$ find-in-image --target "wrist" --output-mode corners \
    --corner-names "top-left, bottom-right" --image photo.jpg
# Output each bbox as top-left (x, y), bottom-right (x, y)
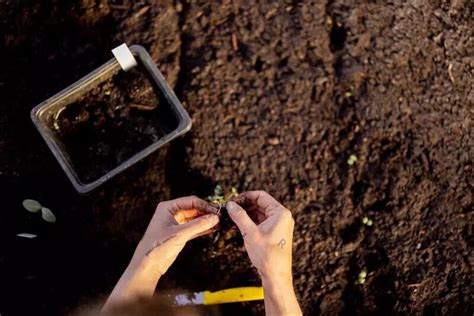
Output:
top-left (261, 273), bottom-right (301, 315)
top-left (130, 240), bottom-right (164, 275)
top-left (261, 273), bottom-right (294, 292)
top-left (132, 235), bottom-right (184, 277)
top-left (103, 250), bottom-right (162, 309)
top-left (259, 265), bottom-right (293, 285)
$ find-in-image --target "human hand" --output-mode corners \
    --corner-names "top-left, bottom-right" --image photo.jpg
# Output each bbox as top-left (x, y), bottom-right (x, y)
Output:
top-left (136, 196), bottom-right (220, 274)
top-left (226, 191), bottom-right (301, 315)
top-left (226, 191), bottom-right (295, 283)
top-left (103, 196), bottom-right (219, 310)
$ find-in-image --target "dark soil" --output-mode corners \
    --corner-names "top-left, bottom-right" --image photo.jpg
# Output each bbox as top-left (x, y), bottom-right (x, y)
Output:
top-left (54, 65), bottom-right (178, 183)
top-left (0, 1), bottom-right (472, 315)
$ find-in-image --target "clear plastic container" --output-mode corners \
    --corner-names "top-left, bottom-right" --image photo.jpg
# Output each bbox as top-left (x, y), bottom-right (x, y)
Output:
top-left (31, 45), bottom-right (192, 193)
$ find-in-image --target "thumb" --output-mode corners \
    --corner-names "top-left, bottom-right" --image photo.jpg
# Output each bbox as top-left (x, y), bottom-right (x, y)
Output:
top-left (226, 201), bottom-right (257, 235)
top-left (177, 214), bottom-right (220, 241)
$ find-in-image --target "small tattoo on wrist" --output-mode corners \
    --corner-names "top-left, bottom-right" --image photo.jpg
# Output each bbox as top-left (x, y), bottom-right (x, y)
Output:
top-left (145, 235), bottom-right (177, 256)
top-left (277, 238), bottom-right (286, 249)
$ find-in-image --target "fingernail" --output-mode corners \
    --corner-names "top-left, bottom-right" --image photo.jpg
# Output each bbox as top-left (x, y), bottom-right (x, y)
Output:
top-left (206, 203), bottom-right (219, 214)
top-left (226, 201), bottom-right (237, 212)
top-left (207, 214), bottom-right (219, 224)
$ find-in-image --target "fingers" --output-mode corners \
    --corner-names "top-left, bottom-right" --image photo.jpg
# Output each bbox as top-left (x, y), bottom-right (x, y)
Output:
top-left (177, 214), bottom-right (220, 241)
top-left (226, 201), bottom-right (257, 235)
top-left (161, 196), bottom-right (219, 215)
top-left (240, 191), bottom-right (282, 208)
top-left (238, 191), bottom-right (286, 215)
top-left (191, 227), bottom-right (216, 239)
top-left (173, 209), bottom-right (201, 224)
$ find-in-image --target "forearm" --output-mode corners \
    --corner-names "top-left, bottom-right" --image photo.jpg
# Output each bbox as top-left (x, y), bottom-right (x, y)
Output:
top-left (262, 276), bottom-right (302, 316)
top-left (102, 244), bottom-right (162, 311)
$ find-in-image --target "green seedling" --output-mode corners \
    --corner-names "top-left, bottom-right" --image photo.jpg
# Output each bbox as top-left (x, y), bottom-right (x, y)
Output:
top-left (208, 185), bottom-right (225, 205)
top-left (208, 185), bottom-right (239, 210)
top-left (23, 199), bottom-right (42, 213)
top-left (362, 216), bottom-right (373, 226)
top-left (52, 107), bottom-right (65, 131)
top-left (358, 270), bottom-right (367, 284)
top-left (208, 185), bottom-right (240, 243)
top-left (41, 207), bottom-right (56, 223)
top-left (347, 154), bottom-right (357, 166)
top-left (22, 199), bottom-right (56, 223)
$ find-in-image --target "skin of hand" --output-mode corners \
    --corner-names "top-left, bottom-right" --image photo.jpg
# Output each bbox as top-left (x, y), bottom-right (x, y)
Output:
top-left (103, 196), bottom-right (219, 311)
top-left (226, 191), bottom-right (302, 315)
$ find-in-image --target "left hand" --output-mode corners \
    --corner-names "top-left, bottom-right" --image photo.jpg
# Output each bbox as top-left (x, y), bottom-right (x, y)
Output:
top-left (136, 196), bottom-right (220, 274)
top-left (103, 196), bottom-right (219, 310)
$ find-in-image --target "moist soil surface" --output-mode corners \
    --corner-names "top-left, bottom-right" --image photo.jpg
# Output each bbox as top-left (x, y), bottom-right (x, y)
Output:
top-left (0, 1), bottom-right (472, 315)
top-left (54, 65), bottom-right (178, 183)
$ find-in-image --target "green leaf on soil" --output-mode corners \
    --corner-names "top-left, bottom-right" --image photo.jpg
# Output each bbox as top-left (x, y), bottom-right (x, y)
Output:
top-left (358, 271), bottom-right (367, 284)
top-left (41, 207), bottom-right (57, 223)
top-left (362, 216), bottom-right (374, 226)
top-left (214, 185), bottom-right (223, 196)
top-left (22, 199), bottom-right (42, 213)
top-left (347, 154), bottom-right (357, 166)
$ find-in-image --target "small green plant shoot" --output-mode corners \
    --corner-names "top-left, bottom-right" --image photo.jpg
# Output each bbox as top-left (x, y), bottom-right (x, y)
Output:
top-left (358, 271), bottom-right (367, 284)
top-left (208, 185), bottom-right (239, 213)
top-left (347, 154), bottom-right (357, 166)
top-left (362, 216), bottom-right (373, 226)
top-left (208, 185), bottom-right (239, 204)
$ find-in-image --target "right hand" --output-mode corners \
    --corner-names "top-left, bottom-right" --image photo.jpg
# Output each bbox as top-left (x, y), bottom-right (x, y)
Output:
top-left (226, 191), bottom-right (295, 283)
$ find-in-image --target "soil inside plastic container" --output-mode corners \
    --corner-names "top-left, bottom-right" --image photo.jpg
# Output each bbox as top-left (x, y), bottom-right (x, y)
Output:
top-left (53, 65), bottom-right (179, 183)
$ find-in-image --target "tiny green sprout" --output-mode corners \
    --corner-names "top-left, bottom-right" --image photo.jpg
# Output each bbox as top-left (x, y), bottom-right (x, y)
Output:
top-left (104, 90), bottom-right (111, 96)
top-left (40, 207), bottom-right (56, 223)
top-left (358, 271), bottom-right (367, 284)
top-left (52, 107), bottom-right (65, 131)
top-left (344, 91), bottom-right (353, 98)
top-left (208, 185), bottom-right (239, 206)
top-left (208, 185), bottom-right (225, 205)
top-left (228, 186), bottom-right (239, 199)
top-left (347, 154), bottom-right (357, 166)
top-left (214, 185), bottom-right (223, 196)
top-left (22, 199), bottom-right (56, 223)
top-left (362, 216), bottom-right (373, 226)
top-left (23, 199), bottom-right (42, 213)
